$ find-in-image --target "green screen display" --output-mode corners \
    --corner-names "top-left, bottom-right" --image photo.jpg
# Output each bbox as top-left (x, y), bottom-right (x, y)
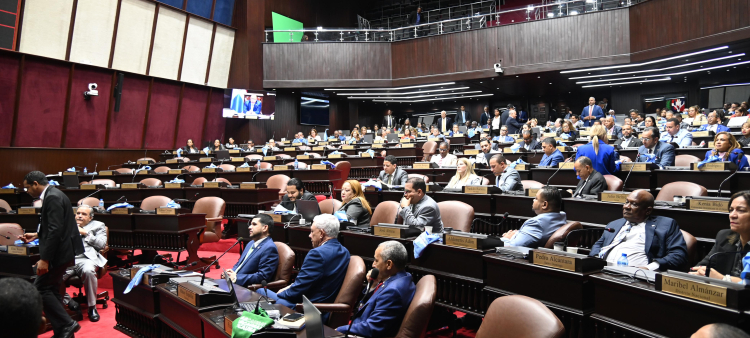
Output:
top-left (272, 12), bottom-right (303, 43)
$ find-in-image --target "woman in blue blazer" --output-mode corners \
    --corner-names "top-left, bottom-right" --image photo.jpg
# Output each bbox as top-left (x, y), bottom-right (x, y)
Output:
top-left (575, 125), bottom-right (618, 175)
top-left (704, 132), bottom-right (749, 170)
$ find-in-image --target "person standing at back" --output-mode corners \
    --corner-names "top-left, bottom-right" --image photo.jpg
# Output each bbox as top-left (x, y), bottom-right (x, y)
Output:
top-left (581, 97), bottom-right (604, 127)
top-left (18, 171), bottom-right (85, 338)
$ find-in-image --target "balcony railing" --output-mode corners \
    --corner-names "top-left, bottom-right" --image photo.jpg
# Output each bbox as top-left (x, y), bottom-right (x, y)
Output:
top-left (265, 0), bottom-right (645, 43)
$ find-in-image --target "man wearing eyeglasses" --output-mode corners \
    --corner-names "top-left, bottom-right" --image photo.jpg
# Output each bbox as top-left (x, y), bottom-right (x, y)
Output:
top-left (638, 127), bottom-right (675, 167)
top-left (429, 142), bottom-right (458, 167)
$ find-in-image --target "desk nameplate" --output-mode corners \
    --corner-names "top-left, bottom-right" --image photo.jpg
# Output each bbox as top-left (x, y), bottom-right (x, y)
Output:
top-left (156, 208), bottom-right (176, 215)
top-left (0, 188), bottom-right (14, 194)
top-left (18, 207), bottom-right (37, 215)
top-left (373, 139), bottom-right (384, 144)
top-left (263, 156), bottom-right (277, 161)
top-left (168, 169), bottom-right (183, 174)
top-left (80, 184), bottom-right (98, 190)
top-left (297, 155), bottom-right (310, 160)
top-left (402, 143), bottom-right (415, 148)
top-left (137, 160), bottom-right (152, 165)
top-left (464, 149), bottom-right (480, 155)
top-left (229, 150), bottom-right (240, 154)
top-left (530, 250), bottom-right (576, 271)
top-left (121, 183), bottom-right (140, 189)
top-left (292, 143), bottom-right (302, 147)
top-left (166, 159), bottom-right (179, 164)
top-left (692, 162), bottom-right (736, 171)
top-left (543, 132), bottom-right (557, 138)
top-left (413, 163), bottom-right (432, 169)
top-left (231, 157), bottom-right (245, 162)
top-left (373, 226), bottom-right (401, 238)
top-left (202, 168), bottom-right (217, 173)
top-left (444, 234), bottom-right (478, 249)
top-left (318, 142), bottom-right (328, 146)
top-left (659, 275), bottom-right (727, 307)
top-left (399, 139), bottom-right (411, 143)
top-left (165, 183), bottom-right (183, 189)
top-left (372, 144), bottom-right (384, 148)
top-left (273, 165), bottom-right (289, 171)
top-left (136, 170), bottom-right (149, 175)
top-left (203, 182), bottom-right (220, 188)
top-left (237, 167), bottom-right (251, 172)
top-left (111, 208), bottom-right (131, 215)
top-left (271, 214), bottom-right (282, 223)
top-left (342, 145), bottom-right (355, 150)
top-left (526, 188), bottom-right (539, 197)
top-left (199, 157), bottom-right (214, 163)
top-left (328, 154), bottom-right (342, 159)
top-left (63, 172), bottom-right (78, 176)
top-left (688, 198), bottom-right (730, 212)
top-left (692, 131), bottom-right (710, 137)
top-left (313, 147), bottom-right (325, 151)
top-left (464, 186), bottom-right (489, 194)
top-left (99, 170), bottom-right (114, 176)
top-left (558, 162), bottom-right (575, 169)
top-left (8, 245), bottom-right (38, 255)
top-left (620, 162), bottom-right (649, 171)
top-left (284, 147), bottom-right (296, 151)
top-left (311, 164), bottom-right (328, 170)
top-left (515, 164), bottom-right (527, 171)
top-left (240, 183), bottom-right (257, 190)
top-left (599, 191), bottom-right (630, 203)
top-left (177, 285), bottom-right (198, 306)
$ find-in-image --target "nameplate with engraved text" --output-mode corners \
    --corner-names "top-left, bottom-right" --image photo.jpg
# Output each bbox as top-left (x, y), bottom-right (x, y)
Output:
top-left (427, 137), bottom-right (440, 142)
top-left (240, 183), bottom-right (257, 190)
top-left (691, 131), bottom-right (710, 137)
top-left (661, 275), bottom-right (727, 307)
top-left (599, 191), bottom-right (630, 203)
top-left (263, 156), bottom-right (277, 161)
top-left (311, 164), bottom-right (328, 170)
top-left (231, 157), bottom-right (245, 162)
top-left (444, 234), bottom-right (478, 249)
top-left (620, 163), bottom-right (648, 171)
top-left (0, 188), bottom-right (14, 194)
top-left (166, 159), bottom-right (179, 164)
top-left (313, 147), bottom-right (325, 151)
top-left (292, 143), bottom-right (302, 147)
top-left (137, 160), bottom-right (151, 165)
top-left (543, 132), bottom-right (557, 138)
top-left (399, 139), bottom-right (411, 143)
top-left (318, 142), bottom-right (328, 146)
top-left (202, 168), bottom-right (217, 173)
top-left (80, 184), bottom-right (97, 190)
top-left (8, 246), bottom-right (29, 255)
top-left (168, 169), bottom-right (183, 174)
top-left (284, 147), bottom-right (296, 151)
top-left (237, 167), bottom-right (251, 172)
top-left (532, 250), bottom-right (576, 271)
top-left (515, 164), bottom-right (527, 171)
top-left (328, 154), bottom-right (342, 159)
top-left (256, 148), bottom-right (264, 153)
top-left (373, 140), bottom-right (384, 144)
top-left (464, 186), bottom-right (488, 194)
top-left (372, 144), bottom-right (384, 148)
top-left (111, 208), bottom-right (130, 215)
top-left (18, 207), bottom-right (36, 215)
top-left (229, 150), bottom-right (240, 154)
top-left (342, 145), bottom-right (355, 150)
top-left (402, 143), bottom-right (415, 148)
top-left (121, 183), bottom-right (140, 189)
top-left (274, 165), bottom-right (289, 171)
top-left (203, 182), bottom-right (220, 188)
top-left (464, 149), bottom-right (480, 155)
top-left (157, 208), bottom-right (176, 215)
top-left (99, 170), bottom-right (114, 176)
top-left (558, 162), bottom-right (575, 169)
top-left (373, 226), bottom-right (400, 238)
top-left (164, 183), bottom-right (182, 189)
top-left (271, 214), bottom-right (282, 223)
top-left (297, 155), bottom-right (310, 160)
top-left (689, 198), bottom-right (730, 212)
top-left (177, 285), bottom-right (198, 306)
top-left (693, 162), bottom-right (731, 171)
top-left (527, 188), bottom-right (539, 197)
top-left (413, 163), bottom-right (432, 169)
top-left (199, 157), bottom-right (214, 162)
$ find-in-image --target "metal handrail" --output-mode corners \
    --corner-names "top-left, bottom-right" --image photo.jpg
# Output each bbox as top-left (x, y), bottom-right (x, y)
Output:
top-left (265, 0), bottom-right (640, 43)
top-left (366, 0), bottom-right (497, 28)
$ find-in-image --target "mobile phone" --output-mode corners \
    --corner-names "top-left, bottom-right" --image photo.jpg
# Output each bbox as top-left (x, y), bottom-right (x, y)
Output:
top-left (282, 313), bottom-right (304, 322)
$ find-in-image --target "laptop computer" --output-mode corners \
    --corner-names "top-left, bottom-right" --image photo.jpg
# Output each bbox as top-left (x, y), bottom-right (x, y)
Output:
top-left (215, 150), bottom-right (230, 160)
top-left (303, 295), bottom-right (324, 338)
top-left (386, 133), bottom-right (400, 142)
top-left (363, 134), bottom-right (374, 143)
top-left (342, 130), bottom-right (351, 136)
top-left (296, 200), bottom-right (321, 224)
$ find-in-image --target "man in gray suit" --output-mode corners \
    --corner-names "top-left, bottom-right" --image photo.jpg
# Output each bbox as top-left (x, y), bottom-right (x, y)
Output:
top-left (378, 155), bottom-right (408, 186)
top-left (488, 154), bottom-right (523, 193)
top-left (62, 204), bottom-right (107, 322)
top-left (399, 177), bottom-right (444, 233)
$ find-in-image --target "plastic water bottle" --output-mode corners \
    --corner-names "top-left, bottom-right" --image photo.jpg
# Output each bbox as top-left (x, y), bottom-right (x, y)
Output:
top-left (99, 199), bottom-right (104, 210)
top-left (616, 253), bottom-right (629, 267)
top-left (83, 167), bottom-right (87, 175)
top-left (299, 216), bottom-right (305, 225)
top-left (294, 159), bottom-right (299, 170)
top-left (256, 160), bottom-right (261, 170)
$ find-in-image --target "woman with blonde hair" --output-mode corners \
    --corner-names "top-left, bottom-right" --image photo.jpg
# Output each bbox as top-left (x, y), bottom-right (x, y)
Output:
top-left (309, 128), bottom-right (322, 142)
top-left (704, 132), bottom-right (749, 170)
top-left (574, 124), bottom-right (618, 175)
top-left (446, 158), bottom-right (482, 189)
top-left (339, 180), bottom-right (372, 226)
top-left (349, 130), bottom-right (363, 144)
top-left (687, 105), bottom-right (707, 125)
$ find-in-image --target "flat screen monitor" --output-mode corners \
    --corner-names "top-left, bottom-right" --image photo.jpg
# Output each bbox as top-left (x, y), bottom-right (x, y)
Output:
top-left (300, 96), bottom-right (330, 126)
top-left (223, 89), bottom-right (276, 119)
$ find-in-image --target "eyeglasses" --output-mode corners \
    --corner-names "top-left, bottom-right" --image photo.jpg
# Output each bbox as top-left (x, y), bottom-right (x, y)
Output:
top-left (438, 148), bottom-right (448, 152)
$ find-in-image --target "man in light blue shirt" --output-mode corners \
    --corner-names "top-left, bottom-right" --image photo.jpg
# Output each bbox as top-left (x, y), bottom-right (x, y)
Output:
top-left (502, 187), bottom-right (567, 247)
top-left (292, 132), bottom-right (308, 145)
top-left (659, 118), bottom-right (692, 148)
top-left (492, 126), bottom-right (515, 143)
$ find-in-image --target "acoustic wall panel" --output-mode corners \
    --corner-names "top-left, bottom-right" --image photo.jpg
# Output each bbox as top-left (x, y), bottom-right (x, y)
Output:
top-left (149, 6), bottom-right (186, 80)
top-left (207, 25), bottom-right (234, 88)
top-left (69, 0), bottom-right (118, 67)
top-left (180, 17), bottom-right (213, 85)
top-left (18, 0), bottom-right (74, 60)
top-left (111, 0), bottom-right (155, 74)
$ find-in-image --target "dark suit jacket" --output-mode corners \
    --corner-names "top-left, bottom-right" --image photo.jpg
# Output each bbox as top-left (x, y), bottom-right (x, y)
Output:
top-left (340, 198), bottom-right (372, 226)
top-left (337, 271), bottom-right (416, 337)
top-left (382, 116), bottom-right (398, 130)
top-left (637, 141), bottom-right (675, 167)
top-left (40, 187), bottom-right (85, 268)
top-left (454, 111), bottom-right (471, 125)
top-left (480, 111), bottom-right (492, 127)
top-left (574, 170), bottom-right (606, 196)
top-left (278, 239), bottom-right (350, 304)
top-left (695, 229), bottom-right (744, 276)
top-left (500, 110), bottom-right (511, 127)
top-left (280, 191), bottom-right (317, 210)
top-left (589, 216), bottom-right (688, 271)
top-left (520, 139), bottom-right (540, 151)
top-left (505, 116), bottom-right (523, 134)
top-left (378, 167), bottom-right (408, 186)
top-left (436, 117), bottom-right (453, 132)
top-left (614, 136), bottom-right (643, 148)
top-left (408, 11), bottom-right (425, 25)
top-left (581, 105), bottom-right (604, 127)
top-left (232, 237), bottom-right (279, 286)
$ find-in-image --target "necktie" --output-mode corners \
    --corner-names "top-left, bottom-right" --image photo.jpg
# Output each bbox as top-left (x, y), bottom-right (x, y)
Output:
top-left (388, 174), bottom-right (393, 185)
top-left (589, 106), bottom-right (593, 117)
top-left (496, 175), bottom-right (501, 188)
top-left (670, 135), bottom-right (675, 142)
top-left (442, 119), bottom-right (446, 132)
top-left (598, 223), bottom-right (634, 259)
top-left (235, 244), bottom-right (256, 271)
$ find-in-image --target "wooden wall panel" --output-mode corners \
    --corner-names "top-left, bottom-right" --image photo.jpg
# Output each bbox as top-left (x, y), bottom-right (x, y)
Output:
top-left (64, 65), bottom-right (114, 148)
top-left (18, 0), bottom-right (74, 60)
top-left (111, 0), bottom-right (156, 75)
top-left (0, 52), bottom-right (20, 146)
top-left (180, 16), bottom-right (213, 85)
top-left (629, 0), bottom-right (750, 61)
top-left (13, 57), bottom-right (70, 147)
top-left (69, 0), bottom-right (118, 67)
top-left (207, 25), bottom-right (234, 87)
top-left (149, 6), bottom-right (186, 80)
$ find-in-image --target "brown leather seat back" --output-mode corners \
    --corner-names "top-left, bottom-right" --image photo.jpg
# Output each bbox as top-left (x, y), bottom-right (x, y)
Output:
top-left (421, 141), bottom-right (437, 161)
top-left (154, 166), bottom-right (171, 173)
top-left (255, 162), bottom-right (273, 170)
top-left (245, 154), bottom-right (263, 160)
top-left (176, 157), bottom-right (191, 162)
top-left (0, 199), bottom-right (11, 212)
top-left (192, 177), bottom-right (208, 186)
top-left (394, 275), bottom-right (437, 338)
top-left (619, 155), bottom-right (632, 162)
top-left (675, 155), bottom-right (701, 166)
top-left (308, 153), bottom-right (322, 158)
top-left (193, 197), bottom-right (226, 238)
top-left (544, 221), bottom-right (582, 249)
top-left (521, 180), bottom-right (544, 190)
top-left (0, 223), bottom-right (22, 245)
top-left (603, 175), bottom-right (623, 191)
top-left (276, 154), bottom-right (292, 159)
top-left (319, 199), bottom-right (342, 214)
top-left (407, 173), bottom-right (430, 184)
top-left (267, 174), bottom-right (291, 193)
top-left (78, 197), bottom-right (100, 208)
top-left (682, 230), bottom-right (698, 267)
top-left (370, 201), bottom-right (400, 226)
top-left (286, 162), bottom-right (309, 169)
top-left (91, 179), bottom-right (116, 187)
top-left (183, 165), bottom-right (200, 172)
top-left (328, 256), bottom-right (366, 328)
top-left (274, 242), bottom-right (295, 285)
top-left (437, 201), bottom-right (473, 232)
top-left (140, 195), bottom-right (172, 211)
top-left (213, 177), bottom-right (232, 185)
top-left (219, 164), bottom-right (236, 172)
top-left (334, 161), bottom-right (352, 190)
top-left (476, 295), bottom-right (564, 338)
top-left (140, 178), bottom-right (163, 187)
top-left (138, 157), bottom-right (156, 162)
top-left (655, 181), bottom-right (708, 201)
top-left (115, 168), bottom-right (133, 174)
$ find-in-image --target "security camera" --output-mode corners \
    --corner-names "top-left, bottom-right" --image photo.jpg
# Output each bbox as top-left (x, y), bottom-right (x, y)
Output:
top-left (493, 63), bottom-right (503, 74)
top-left (84, 83), bottom-right (98, 99)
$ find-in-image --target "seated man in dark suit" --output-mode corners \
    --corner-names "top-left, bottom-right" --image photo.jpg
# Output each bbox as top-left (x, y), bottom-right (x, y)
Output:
top-left (399, 177), bottom-right (444, 233)
top-left (280, 178), bottom-right (317, 211)
top-left (501, 187), bottom-right (568, 248)
top-left (638, 127), bottom-right (675, 167)
top-left (223, 213), bottom-right (278, 287)
top-left (265, 214), bottom-right (350, 308)
top-left (539, 137), bottom-right (565, 167)
top-left (570, 156), bottom-right (606, 197)
top-left (519, 130), bottom-right (540, 151)
top-left (589, 190), bottom-right (688, 271)
top-left (378, 155), bottom-right (408, 186)
top-left (603, 116), bottom-right (622, 139)
top-left (337, 241), bottom-right (416, 337)
top-left (614, 124), bottom-right (643, 149)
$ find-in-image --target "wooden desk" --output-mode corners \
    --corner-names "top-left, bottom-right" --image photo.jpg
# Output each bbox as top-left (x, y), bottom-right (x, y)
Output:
top-left (339, 230), bottom-right (415, 265)
top-left (484, 253), bottom-right (599, 337)
top-left (0, 213), bottom-right (40, 232)
top-left (51, 169), bottom-right (342, 186)
top-left (654, 169), bottom-right (732, 194)
top-left (0, 250), bottom-right (39, 280)
top-left (531, 167), bottom-right (578, 186)
top-left (590, 272), bottom-right (750, 337)
top-left (110, 270), bottom-right (174, 338)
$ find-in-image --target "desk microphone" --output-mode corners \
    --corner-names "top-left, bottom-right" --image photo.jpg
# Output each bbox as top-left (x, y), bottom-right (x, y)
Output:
top-left (116, 196), bottom-right (127, 202)
top-left (200, 237), bottom-right (243, 286)
top-left (718, 166), bottom-right (740, 197)
top-left (253, 279), bottom-right (271, 315)
top-left (82, 189), bottom-right (102, 200)
top-left (563, 227), bottom-right (614, 249)
top-left (182, 261), bottom-right (198, 270)
top-left (107, 164), bottom-right (121, 170)
top-left (621, 153), bottom-right (644, 191)
top-left (91, 163), bottom-right (98, 178)
top-left (0, 233), bottom-right (10, 239)
top-left (546, 156), bottom-right (574, 186)
top-left (704, 250), bottom-right (743, 277)
top-left (131, 166), bottom-right (144, 183)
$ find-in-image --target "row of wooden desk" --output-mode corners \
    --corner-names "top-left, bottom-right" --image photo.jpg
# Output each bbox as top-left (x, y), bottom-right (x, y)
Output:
top-left (159, 145), bottom-right (426, 162)
top-left (122, 156), bottom-right (383, 170)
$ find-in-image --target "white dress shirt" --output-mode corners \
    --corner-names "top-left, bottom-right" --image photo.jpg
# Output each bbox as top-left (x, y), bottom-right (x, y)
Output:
top-left (605, 221), bottom-right (660, 270)
top-left (620, 137), bottom-right (633, 148)
top-left (491, 116), bottom-right (501, 130)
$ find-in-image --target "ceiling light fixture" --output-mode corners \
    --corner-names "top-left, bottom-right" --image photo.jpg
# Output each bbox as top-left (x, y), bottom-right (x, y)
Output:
top-left (581, 77), bottom-right (671, 88)
top-left (567, 53), bottom-right (745, 80)
top-left (346, 91), bottom-right (483, 100)
top-left (560, 46), bottom-right (729, 74)
top-left (337, 87), bottom-right (470, 96)
top-left (323, 82), bottom-right (455, 91)
top-left (373, 93), bottom-right (494, 103)
top-left (574, 60), bottom-right (750, 84)
top-left (700, 82), bottom-right (750, 90)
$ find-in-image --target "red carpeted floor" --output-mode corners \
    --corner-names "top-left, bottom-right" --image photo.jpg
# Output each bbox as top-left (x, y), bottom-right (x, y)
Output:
top-left (39, 239), bottom-right (477, 338)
